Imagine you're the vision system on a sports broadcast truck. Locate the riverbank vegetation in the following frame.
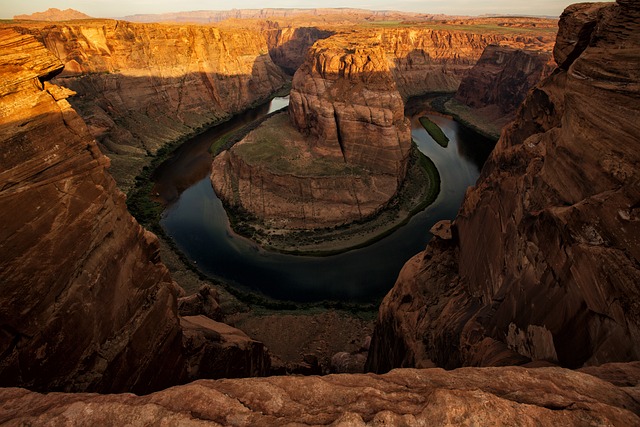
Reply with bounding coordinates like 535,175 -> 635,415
222,143 -> 441,256
419,116 -> 450,147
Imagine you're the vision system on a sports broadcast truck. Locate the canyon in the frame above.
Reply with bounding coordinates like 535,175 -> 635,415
1,1 -> 639,424
211,34 -> 413,233
367,0 -> 640,373
210,24 -> 554,246
11,20 -> 289,192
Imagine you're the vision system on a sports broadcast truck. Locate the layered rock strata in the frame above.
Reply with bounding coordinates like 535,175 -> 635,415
367,0 -> 640,372
213,36 -> 412,229
212,23 -> 555,232
265,24 -> 333,74
0,29 -> 269,393
2,363 -> 639,425
449,44 -> 555,138
10,21 -> 288,191
378,27 -> 555,99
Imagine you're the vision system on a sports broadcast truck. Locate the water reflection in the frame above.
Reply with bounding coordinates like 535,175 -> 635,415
158,97 -> 494,303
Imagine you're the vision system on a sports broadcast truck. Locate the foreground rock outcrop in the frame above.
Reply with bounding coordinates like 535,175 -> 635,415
10,21 -> 288,191
0,29 -> 269,393
368,0 -> 640,373
2,363 -> 639,425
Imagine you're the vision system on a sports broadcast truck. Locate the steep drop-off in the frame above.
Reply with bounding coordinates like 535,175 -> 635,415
367,0 -> 640,373
2,363 -> 639,425
10,21 -> 288,191
449,44 -> 555,139
265,24 -> 333,74
378,27 -> 554,99
0,29 -> 269,393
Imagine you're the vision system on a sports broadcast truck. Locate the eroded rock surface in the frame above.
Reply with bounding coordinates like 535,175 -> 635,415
9,21 -> 288,191
213,36 -> 412,230
212,24 -> 554,232
1,363 -> 639,425
0,29 -> 269,393
450,44 -> 555,138
367,0 -> 640,373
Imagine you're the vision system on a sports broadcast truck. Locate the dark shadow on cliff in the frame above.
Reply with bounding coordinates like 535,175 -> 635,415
52,54 -> 289,192
265,25 -> 334,74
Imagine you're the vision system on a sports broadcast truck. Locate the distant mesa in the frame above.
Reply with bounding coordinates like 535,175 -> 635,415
14,8 -> 92,21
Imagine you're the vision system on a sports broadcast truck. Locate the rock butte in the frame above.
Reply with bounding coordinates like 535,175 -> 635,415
212,34 -> 412,230
367,0 -> 640,373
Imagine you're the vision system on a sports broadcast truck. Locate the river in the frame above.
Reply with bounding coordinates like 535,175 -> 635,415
155,96 -> 493,303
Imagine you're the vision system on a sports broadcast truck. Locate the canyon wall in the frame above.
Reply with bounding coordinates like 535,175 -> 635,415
289,34 -> 412,177
211,24 -> 555,231
2,363 -> 639,424
455,45 -> 554,115
265,24 -> 333,74
378,28 -> 554,99
10,21 -> 288,191
0,29 -> 269,393
367,0 -> 640,373
449,44 -> 555,138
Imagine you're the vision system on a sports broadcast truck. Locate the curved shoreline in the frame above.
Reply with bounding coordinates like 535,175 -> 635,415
221,144 -> 440,256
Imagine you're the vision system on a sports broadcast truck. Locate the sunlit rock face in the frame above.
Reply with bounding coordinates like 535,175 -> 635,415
2,363 -> 640,425
288,34 -> 412,177
0,29 -> 271,393
367,0 -> 640,373
0,28 -> 183,392
212,24 -> 555,231
9,21 -> 288,191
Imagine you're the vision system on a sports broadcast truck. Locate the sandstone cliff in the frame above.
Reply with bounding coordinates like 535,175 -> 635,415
10,21 -> 288,191
378,27 -> 554,99
367,0 -> 640,373
2,363 -> 639,425
449,44 -> 555,138
0,29 -> 269,393
265,24 -> 333,74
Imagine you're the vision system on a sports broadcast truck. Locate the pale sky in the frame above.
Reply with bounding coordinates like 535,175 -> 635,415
0,0 -> 611,19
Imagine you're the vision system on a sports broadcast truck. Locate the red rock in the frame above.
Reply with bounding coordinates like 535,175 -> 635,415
455,45 -> 555,114
368,0 -> 640,372
10,21 -> 289,190
1,363 -> 639,425
14,8 -> 92,21
0,29 -> 270,393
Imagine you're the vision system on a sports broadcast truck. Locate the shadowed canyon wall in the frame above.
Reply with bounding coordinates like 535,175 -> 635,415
0,29 -> 270,393
265,24 -> 334,74
10,21 -> 289,191
449,44 -> 556,138
367,0 -> 640,373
